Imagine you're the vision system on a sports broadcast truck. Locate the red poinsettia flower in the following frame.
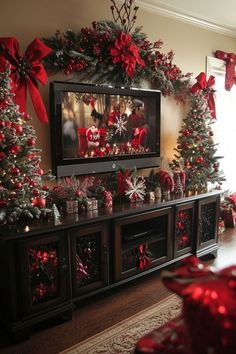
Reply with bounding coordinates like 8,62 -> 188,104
110,32 -> 145,79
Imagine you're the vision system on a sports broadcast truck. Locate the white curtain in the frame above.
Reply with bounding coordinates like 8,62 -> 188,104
206,56 -> 236,192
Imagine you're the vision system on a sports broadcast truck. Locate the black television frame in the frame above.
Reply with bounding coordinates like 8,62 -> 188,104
50,81 -> 161,177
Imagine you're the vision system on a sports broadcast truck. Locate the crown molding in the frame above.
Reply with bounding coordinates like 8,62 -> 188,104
135,0 -> 236,38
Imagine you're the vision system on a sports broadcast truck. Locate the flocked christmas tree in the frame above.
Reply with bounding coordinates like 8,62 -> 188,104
0,67 -> 49,223
171,73 -> 225,192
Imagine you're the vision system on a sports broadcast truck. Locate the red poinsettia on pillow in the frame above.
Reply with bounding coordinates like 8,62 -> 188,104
110,32 -> 145,79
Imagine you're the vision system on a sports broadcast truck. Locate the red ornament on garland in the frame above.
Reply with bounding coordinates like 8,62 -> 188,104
196,156 -> 204,164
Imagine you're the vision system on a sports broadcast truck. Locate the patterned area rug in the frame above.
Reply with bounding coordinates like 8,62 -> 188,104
59,294 -> 182,354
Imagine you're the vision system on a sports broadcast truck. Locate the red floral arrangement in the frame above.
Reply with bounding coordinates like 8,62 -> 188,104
42,0 -> 191,98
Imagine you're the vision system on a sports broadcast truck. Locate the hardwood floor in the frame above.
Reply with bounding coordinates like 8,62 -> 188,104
0,227 -> 236,354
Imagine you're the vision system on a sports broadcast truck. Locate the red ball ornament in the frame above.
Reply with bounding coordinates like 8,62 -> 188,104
11,167 -> 20,176
184,143 -> 189,150
23,113 -> 30,121
29,180 -> 37,188
0,199 -> 7,207
0,120 -> 5,128
209,131 -> 214,136
27,138 -> 36,147
32,196 -> 46,208
75,190 -> 82,197
33,190 -> 40,197
10,144 -> 22,155
196,156 -> 204,164
13,123 -> 23,135
37,168 -> 44,176
24,176 -> 31,183
0,132 -> 5,143
5,121 -> 12,128
0,152 -> 6,160
14,181 -> 23,189
42,185 -> 49,191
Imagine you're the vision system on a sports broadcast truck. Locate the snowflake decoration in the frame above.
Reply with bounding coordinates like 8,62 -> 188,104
125,177 -> 146,202
114,114 -> 127,136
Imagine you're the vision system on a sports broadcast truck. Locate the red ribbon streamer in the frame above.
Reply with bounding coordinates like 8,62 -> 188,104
0,37 -> 51,123
191,72 -> 216,119
215,50 -> 236,91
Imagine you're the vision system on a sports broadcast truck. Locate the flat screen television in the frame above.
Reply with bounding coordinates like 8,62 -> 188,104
50,81 -> 161,177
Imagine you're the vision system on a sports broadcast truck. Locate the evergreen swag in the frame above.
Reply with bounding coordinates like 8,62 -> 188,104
42,0 -> 191,98
0,67 -> 50,223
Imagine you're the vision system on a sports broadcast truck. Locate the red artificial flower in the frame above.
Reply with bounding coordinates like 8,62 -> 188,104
110,32 -> 145,79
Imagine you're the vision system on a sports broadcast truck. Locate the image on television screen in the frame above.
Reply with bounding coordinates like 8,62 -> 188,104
61,91 -> 158,160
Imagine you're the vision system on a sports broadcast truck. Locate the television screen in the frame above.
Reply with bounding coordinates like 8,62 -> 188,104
50,82 -> 161,177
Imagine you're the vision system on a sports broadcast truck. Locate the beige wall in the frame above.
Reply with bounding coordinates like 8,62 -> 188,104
1,0 -> 236,172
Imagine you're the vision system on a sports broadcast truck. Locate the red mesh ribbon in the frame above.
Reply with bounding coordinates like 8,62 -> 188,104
191,72 -> 216,118
0,37 -> 51,123
215,50 -> 236,91
162,256 -> 236,354
137,243 -> 150,270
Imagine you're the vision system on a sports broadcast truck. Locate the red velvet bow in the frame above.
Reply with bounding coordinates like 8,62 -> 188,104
0,37 -> 51,123
191,72 -> 216,119
215,50 -> 236,91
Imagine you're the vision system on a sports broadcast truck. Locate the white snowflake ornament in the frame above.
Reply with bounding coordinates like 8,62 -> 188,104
125,176 -> 146,202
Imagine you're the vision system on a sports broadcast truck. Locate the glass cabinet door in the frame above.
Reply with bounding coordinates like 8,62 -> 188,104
197,195 -> 220,255
174,202 -> 195,257
114,208 -> 173,281
70,223 -> 108,297
18,232 -> 68,315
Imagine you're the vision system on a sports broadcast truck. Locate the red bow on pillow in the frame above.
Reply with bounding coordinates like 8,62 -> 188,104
0,37 -> 51,123
215,50 -> 236,91
191,72 -> 216,119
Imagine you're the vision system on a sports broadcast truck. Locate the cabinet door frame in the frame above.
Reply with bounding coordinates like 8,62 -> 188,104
70,222 -> 109,297
174,201 -> 195,258
196,195 -> 220,255
17,232 -> 69,316
114,207 -> 173,281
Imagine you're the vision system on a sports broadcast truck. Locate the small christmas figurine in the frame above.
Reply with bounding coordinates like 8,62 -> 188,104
173,167 -> 185,195
51,203 -> 61,221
